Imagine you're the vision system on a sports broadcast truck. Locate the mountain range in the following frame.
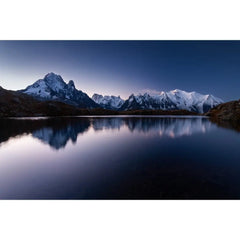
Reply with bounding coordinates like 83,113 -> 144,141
1,72 -> 224,115
91,91 -> 223,114
118,90 -> 223,113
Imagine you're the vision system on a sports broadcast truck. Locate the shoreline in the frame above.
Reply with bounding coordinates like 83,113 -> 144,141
3,114 -> 207,120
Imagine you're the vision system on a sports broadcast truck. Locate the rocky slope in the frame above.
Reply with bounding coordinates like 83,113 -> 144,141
206,100 -> 240,122
206,100 -> 240,132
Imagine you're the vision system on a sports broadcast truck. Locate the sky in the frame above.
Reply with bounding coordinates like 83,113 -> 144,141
0,40 -> 240,101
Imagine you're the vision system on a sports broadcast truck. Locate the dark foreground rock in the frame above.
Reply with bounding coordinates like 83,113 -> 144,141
206,100 -> 240,132
206,100 -> 240,121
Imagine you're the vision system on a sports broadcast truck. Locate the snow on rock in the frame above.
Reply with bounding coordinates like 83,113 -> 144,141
92,94 -> 124,110
120,89 -> 223,113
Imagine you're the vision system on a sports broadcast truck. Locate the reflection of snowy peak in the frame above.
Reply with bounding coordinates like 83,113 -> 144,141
92,94 -> 124,110
32,128 -> 70,150
120,89 -> 223,113
91,117 -> 214,137
29,116 -> 214,149
92,117 -> 124,131
32,119 -> 90,149
124,117 -> 214,137
21,72 -> 99,108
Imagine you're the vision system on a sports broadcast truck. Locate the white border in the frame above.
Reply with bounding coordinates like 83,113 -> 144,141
0,200 -> 239,240
1,0 -> 240,239
1,0 -> 240,40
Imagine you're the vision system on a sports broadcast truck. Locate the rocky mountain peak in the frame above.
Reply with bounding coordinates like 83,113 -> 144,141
21,73 -> 99,109
68,80 -> 75,90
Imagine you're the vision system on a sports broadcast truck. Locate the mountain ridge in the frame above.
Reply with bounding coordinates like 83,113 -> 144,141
93,89 -> 223,113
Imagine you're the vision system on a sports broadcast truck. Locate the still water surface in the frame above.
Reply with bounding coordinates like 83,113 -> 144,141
0,116 -> 239,199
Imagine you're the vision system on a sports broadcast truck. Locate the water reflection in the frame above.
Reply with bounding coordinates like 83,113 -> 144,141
1,116 -> 240,199
121,117 -> 213,137
0,116 -> 213,150
32,119 -> 90,149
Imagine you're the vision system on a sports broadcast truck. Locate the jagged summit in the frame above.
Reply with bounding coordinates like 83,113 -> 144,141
45,72 -> 63,80
21,73 -> 99,109
68,80 -> 75,88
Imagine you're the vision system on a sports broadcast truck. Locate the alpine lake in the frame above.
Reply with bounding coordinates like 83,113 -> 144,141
0,115 -> 239,199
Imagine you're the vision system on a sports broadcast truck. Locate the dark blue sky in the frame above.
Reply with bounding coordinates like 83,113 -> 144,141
1,41 -> 240,100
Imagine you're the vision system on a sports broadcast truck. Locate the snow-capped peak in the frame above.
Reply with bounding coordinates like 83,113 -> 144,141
43,72 -> 66,92
21,73 -> 99,109
92,94 -> 124,110
45,72 -> 63,81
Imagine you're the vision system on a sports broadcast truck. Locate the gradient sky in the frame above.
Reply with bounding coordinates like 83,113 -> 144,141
1,41 -> 240,100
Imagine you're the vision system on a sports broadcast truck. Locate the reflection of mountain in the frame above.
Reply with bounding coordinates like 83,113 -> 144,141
124,117 -> 213,137
0,118 -> 90,149
0,117 -> 214,150
92,117 -> 214,138
32,119 -> 90,149
91,118 -> 124,131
